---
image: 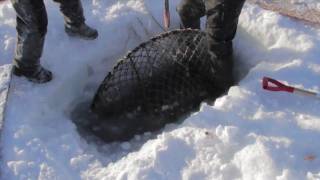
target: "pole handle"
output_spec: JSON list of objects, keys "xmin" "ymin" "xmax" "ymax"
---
[{"xmin": 163, "ymin": 0, "xmax": 170, "ymax": 30}]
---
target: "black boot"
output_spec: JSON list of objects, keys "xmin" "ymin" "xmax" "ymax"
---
[
  {"xmin": 65, "ymin": 23, "xmax": 98, "ymax": 40},
  {"xmin": 207, "ymin": 41, "xmax": 234, "ymax": 90},
  {"xmin": 13, "ymin": 66, "xmax": 53, "ymax": 84},
  {"xmin": 203, "ymin": 0, "xmax": 245, "ymax": 91}
]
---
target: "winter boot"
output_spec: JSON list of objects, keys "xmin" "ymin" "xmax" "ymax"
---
[
  {"xmin": 203, "ymin": 0, "xmax": 245, "ymax": 92},
  {"xmin": 13, "ymin": 65, "xmax": 53, "ymax": 84},
  {"xmin": 65, "ymin": 23, "xmax": 98, "ymax": 40}
]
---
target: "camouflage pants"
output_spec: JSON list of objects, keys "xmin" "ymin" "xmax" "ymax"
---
[
  {"xmin": 11, "ymin": 0, "xmax": 85, "ymax": 71},
  {"xmin": 177, "ymin": 0, "xmax": 245, "ymax": 56}
]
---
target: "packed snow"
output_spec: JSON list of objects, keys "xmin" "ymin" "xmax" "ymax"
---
[{"xmin": 1, "ymin": 0, "xmax": 320, "ymax": 179}]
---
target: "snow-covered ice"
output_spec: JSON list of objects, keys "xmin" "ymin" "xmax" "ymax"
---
[{"xmin": 1, "ymin": 0, "xmax": 320, "ymax": 179}]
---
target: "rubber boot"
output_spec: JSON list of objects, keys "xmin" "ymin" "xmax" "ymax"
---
[
  {"xmin": 65, "ymin": 23, "xmax": 98, "ymax": 40},
  {"xmin": 207, "ymin": 41, "xmax": 234, "ymax": 91},
  {"xmin": 13, "ymin": 65, "xmax": 52, "ymax": 84},
  {"xmin": 204, "ymin": 0, "xmax": 245, "ymax": 90}
]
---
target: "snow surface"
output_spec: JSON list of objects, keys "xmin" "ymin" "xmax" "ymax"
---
[{"xmin": 1, "ymin": 0, "xmax": 320, "ymax": 179}]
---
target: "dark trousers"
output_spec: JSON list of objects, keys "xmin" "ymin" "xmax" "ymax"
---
[
  {"xmin": 11, "ymin": 0, "xmax": 85, "ymax": 71},
  {"xmin": 177, "ymin": 0, "xmax": 245, "ymax": 56}
]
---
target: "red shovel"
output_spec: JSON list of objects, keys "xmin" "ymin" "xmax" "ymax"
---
[
  {"xmin": 262, "ymin": 77, "xmax": 319, "ymax": 98},
  {"xmin": 163, "ymin": 0, "xmax": 170, "ymax": 31}
]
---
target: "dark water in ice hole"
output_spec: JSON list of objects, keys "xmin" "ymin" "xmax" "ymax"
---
[{"xmin": 70, "ymin": 99, "xmax": 184, "ymax": 160}]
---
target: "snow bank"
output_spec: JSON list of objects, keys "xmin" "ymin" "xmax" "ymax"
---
[
  {"xmin": 1, "ymin": 0, "xmax": 320, "ymax": 179},
  {"xmin": 0, "ymin": 64, "xmax": 11, "ymax": 136}
]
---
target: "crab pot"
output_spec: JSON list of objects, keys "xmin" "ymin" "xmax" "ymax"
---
[{"xmin": 90, "ymin": 29, "xmax": 225, "ymax": 142}]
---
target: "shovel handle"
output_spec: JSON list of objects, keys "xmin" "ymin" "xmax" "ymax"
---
[
  {"xmin": 262, "ymin": 77, "xmax": 319, "ymax": 98},
  {"xmin": 262, "ymin": 77, "xmax": 294, "ymax": 93}
]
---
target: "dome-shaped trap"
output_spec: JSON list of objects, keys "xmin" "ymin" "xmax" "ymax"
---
[{"xmin": 88, "ymin": 29, "xmax": 228, "ymax": 142}]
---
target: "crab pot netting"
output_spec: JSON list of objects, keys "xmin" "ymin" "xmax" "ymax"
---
[{"xmin": 90, "ymin": 29, "xmax": 222, "ymax": 142}]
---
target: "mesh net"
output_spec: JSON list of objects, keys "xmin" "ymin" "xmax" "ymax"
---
[{"xmin": 90, "ymin": 29, "xmax": 223, "ymax": 142}]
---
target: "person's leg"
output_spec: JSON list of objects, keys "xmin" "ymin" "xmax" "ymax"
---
[
  {"xmin": 53, "ymin": 0, "xmax": 85, "ymax": 27},
  {"xmin": 54, "ymin": 0, "xmax": 98, "ymax": 40},
  {"xmin": 204, "ymin": 0, "xmax": 245, "ymax": 89},
  {"xmin": 11, "ymin": 0, "xmax": 52, "ymax": 83},
  {"xmin": 177, "ymin": 0, "xmax": 206, "ymax": 29}
]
